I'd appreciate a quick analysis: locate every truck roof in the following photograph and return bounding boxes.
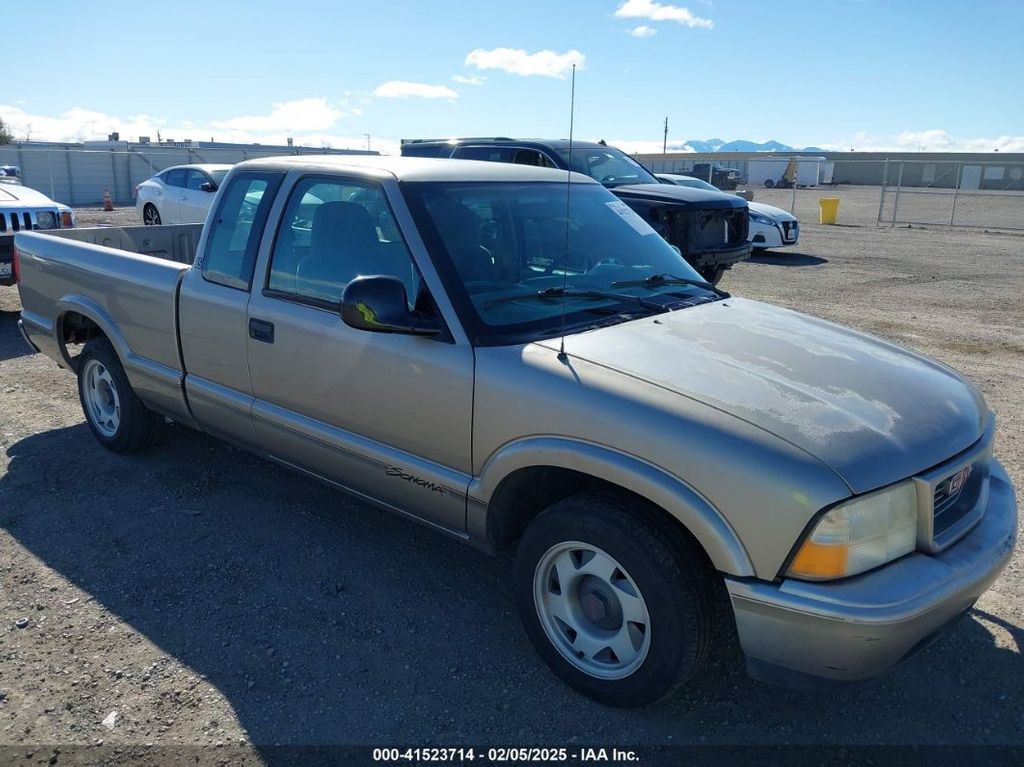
[233,154,598,184]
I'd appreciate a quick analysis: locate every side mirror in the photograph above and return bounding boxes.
[200,181,218,193]
[341,275,440,336]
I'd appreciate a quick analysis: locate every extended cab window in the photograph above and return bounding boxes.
[267,178,417,306]
[201,171,282,290]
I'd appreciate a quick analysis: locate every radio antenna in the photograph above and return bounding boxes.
[558,64,576,363]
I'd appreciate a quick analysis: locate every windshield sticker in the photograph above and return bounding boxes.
[605,200,656,236]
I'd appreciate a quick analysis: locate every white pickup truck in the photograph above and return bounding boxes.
[13,155,1017,705]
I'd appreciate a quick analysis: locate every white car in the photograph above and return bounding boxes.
[135,164,233,225]
[657,173,799,251]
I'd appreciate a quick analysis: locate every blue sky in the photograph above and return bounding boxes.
[4,0,1022,153]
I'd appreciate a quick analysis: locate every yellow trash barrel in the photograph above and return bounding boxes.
[819,197,840,225]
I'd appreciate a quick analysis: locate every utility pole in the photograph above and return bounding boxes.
[364,134,371,152]
[662,117,668,154]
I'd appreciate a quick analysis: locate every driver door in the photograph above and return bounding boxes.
[244,174,474,532]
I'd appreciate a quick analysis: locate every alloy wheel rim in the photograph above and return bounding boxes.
[83,359,121,437]
[533,541,651,679]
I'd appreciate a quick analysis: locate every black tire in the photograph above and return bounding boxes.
[698,265,726,285]
[143,203,161,226]
[76,338,162,453]
[764,179,775,189]
[512,492,721,707]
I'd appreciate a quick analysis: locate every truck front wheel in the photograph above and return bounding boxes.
[698,265,726,285]
[77,339,161,452]
[512,492,719,706]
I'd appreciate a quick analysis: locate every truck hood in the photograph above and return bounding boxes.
[612,183,748,210]
[0,184,66,209]
[540,297,985,493]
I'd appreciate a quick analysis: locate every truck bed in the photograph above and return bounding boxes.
[14,224,203,423]
[2,224,201,286]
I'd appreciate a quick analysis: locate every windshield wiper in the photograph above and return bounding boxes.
[610,272,730,298]
[485,285,667,313]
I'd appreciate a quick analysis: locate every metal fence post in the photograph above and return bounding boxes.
[790,159,798,214]
[891,161,904,227]
[950,162,962,228]
[64,149,74,207]
[876,159,889,227]
[47,151,55,200]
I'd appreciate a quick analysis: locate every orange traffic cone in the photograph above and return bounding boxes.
[103,189,114,212]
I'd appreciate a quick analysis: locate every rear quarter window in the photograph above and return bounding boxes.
[200,171,284,290]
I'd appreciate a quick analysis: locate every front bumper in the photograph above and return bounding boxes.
[749,220,798,249]
[726,458,1017,686]
[690,243,752,269]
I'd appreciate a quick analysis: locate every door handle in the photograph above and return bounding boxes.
[248,318,275,343]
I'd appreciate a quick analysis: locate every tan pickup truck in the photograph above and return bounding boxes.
[13,155,1017,706]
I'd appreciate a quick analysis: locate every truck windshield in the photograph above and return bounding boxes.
[554,147,659,187]
[403,181,716,345]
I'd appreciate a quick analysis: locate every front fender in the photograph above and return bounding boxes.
[468,436,755,577]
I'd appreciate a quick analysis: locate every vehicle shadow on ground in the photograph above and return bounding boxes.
[2,425,1021,748]
[0,309,32,362]
[748,252,828,267]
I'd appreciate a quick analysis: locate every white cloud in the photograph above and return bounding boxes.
[465,47,585,78]
[614,0,713,29]
[211,97,344,133]
[452,74,487,86]
[605,138,696,154]
[628,25,658,37]
[372,81,458,99]
[0,101,401,154]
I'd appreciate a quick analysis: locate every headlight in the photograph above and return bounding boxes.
[788,481,918,580]
[748,211,776,226]
[35,211,57,230]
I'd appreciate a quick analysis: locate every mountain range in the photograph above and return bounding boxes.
[669,138,825,153]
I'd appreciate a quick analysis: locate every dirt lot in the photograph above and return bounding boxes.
[1,208,1022,756]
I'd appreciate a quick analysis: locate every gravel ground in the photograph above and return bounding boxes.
[1,208,1022,756]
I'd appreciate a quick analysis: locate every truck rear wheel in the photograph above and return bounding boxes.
[77,339,161,452]
[512,492,719,706]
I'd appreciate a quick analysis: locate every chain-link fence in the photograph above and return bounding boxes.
[640,153,1024,232]
[877,159,1024,230]
[0,144,376,206]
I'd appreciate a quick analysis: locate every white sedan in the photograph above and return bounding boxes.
[657,173,799,251]
[135,164,232,225]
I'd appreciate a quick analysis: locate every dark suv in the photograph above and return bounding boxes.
[401,138,750,284]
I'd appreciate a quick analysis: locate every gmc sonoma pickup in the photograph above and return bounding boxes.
[14,156,1017,706]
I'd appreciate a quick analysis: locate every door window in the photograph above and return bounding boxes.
[186,169,210,190]
[201,171,283,290]
[513,149,557,168]
[163,169,187,187]
[266,178,418,306]
[454,146,515,163]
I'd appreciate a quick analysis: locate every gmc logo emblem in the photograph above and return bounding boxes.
[948,465,973,496]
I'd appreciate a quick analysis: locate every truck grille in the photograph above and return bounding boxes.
[0,212,32,232]
[932,459,988,540]
[692,209,747,248]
